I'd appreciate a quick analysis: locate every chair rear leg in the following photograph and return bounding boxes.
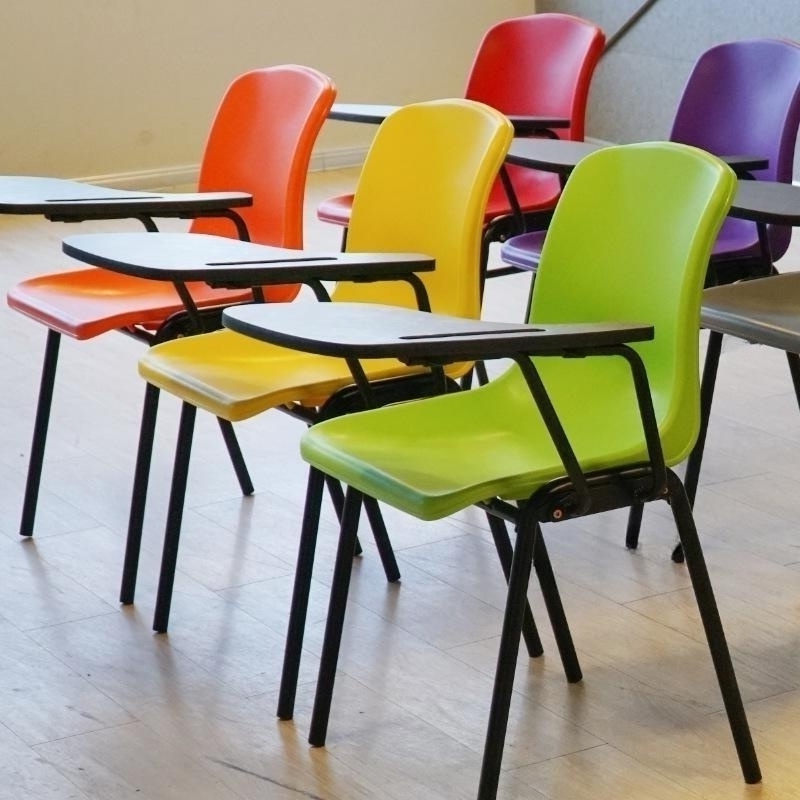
[531,526,582,683]
[625,502,644,549]
[19,328,61,537]
[308,487,363,747]
[477,513,536,800]
[120,382,160,604]
[324,475,363,556]
[474,361,490,386]
[485,513,543,658]
[785,351,800,410]
[278,466,326,720]
[672,330,725,563]
[628,330,725,560]
[666,470,760,784]
[362,495,401,582]
[152,402,197,633]
[216,418,254,496]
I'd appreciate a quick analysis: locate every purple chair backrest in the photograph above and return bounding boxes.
[670,39,800,264]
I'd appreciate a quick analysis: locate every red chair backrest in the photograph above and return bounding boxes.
[191,65,336,301]
[464,13,605,142]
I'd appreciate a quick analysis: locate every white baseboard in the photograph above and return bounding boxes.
[80,164,200,192]
[78,146,370,191]
[311,146,370,172]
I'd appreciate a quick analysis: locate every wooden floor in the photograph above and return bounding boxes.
[0,167,799,799]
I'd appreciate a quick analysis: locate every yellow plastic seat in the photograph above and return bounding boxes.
[285,143,760,796]
[129,99,514,632]
[8,65,336,537]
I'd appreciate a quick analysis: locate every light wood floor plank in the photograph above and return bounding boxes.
[0,166,797,797]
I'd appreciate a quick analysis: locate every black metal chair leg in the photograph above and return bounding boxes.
[666,470,761,784]
[152,402,197,633]
[216,418,254,496]
[485,513,543,658]
[324,475,363,556]
[308,487,363,747]
[477,512,536,800]
[120,382,160,604]
[628,331,725,561]
[362,495,401,582]
[785,351,800,409]
[278,466,326,720]
[19,328,61,537]
[684,331,724,508]
[625,502,644,549]
[531,526,582,683]
[672,329,725,563]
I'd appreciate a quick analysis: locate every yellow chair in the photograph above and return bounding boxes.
[129,99,514,632]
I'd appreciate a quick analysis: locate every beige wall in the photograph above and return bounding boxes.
[1,1,533,185]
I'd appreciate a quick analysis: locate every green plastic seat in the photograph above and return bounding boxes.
[291,143,760,797]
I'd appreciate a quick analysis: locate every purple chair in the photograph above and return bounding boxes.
[500,38,800,284]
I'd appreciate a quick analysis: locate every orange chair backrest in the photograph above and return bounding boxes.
[464,13,605,142]
[191,65,336,301]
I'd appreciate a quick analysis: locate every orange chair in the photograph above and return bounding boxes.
[8,64,336,537]
[317,13,605,273]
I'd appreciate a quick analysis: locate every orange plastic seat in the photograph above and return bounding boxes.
[8,269,254,341]
[8,64,336,537]
[317,13,605,265]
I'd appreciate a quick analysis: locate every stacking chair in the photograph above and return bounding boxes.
[317,13,604,272]
[127,99,515,632]
[7,65,336,537]
[286,143,760,797]
[501,38,800,282]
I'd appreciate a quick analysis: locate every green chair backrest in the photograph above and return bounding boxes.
[528,142,736,462]
[331,99,513,317]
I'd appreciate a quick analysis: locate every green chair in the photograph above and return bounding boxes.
[284,142,760,797]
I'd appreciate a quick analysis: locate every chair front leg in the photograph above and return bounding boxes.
[666,469,760,784]
[20,328,61,537]
[308,486,363,747]
[152,401,197,633]
[120,381,161,604]
[278,466,326,720]
[477,511,536,800]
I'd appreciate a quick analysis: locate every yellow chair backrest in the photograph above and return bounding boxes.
[332,99,513,317]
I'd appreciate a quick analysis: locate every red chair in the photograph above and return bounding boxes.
[317,13,605,276]
[8,64,336,537]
